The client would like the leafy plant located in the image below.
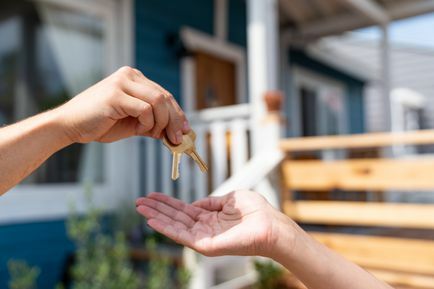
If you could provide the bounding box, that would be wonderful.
[66,188,140,289]
[145,238,191,289]
[66,186,190,289]
[8,260,40,289]
[254,259,284,289]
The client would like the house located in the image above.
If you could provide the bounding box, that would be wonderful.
[320,34,434,133]
[1,0,434,288]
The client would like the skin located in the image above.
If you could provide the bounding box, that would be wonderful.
[136,191,394,289]
[0,67,392,288]
[0,66,190,195]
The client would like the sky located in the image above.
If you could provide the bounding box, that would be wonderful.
[355,12,434,48]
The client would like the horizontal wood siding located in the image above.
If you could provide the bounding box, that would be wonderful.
[135,0,247,105]
[289,49,366,134]
[0,220,74,289]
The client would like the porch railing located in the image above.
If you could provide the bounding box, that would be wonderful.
[280,129,434,288]
[140,103,253,202]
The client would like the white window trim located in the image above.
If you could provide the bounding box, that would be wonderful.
[0,0,136,225]
[391,88,425,133]
[180,27,247,112]
[290,66,348,137]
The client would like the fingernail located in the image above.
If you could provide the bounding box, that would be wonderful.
[176,131,183,144]
[183,121,190,132]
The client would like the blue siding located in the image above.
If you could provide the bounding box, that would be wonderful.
[0,2,249,288]
[289,49,366,134]
[135,0,247,106]
[228,0,247,47]
[0,219,74,289]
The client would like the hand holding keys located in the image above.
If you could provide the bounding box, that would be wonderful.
[163,130,208,180]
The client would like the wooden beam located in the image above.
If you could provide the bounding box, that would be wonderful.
[310,232,434,275]
[280,129,434,152]
[389,0,434,20]
[290,0,434,38]
[284,201,434,229]
[282,158,434,191]
[340,0,390,24]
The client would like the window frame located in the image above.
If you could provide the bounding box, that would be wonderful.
[0,0,137,225]
[290,66,348,137]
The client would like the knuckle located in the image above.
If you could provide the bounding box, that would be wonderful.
[166,92,174,100]
[151,92,166,106]
[110,75,124,89]
[133,68,144,77]
[118,65,134,76]
[142,103,152,114]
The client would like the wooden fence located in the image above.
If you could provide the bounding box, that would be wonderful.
[280,130,434,289]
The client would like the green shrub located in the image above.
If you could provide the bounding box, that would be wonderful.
[8,260,40,289]
[254,259,284,289]
[66,191,140,289]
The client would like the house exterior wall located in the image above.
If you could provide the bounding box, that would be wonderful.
[0,220,74,289]
[135,0,247,105]
[0,1,247,288]
[289,49,366,134]
[324,36,434,132]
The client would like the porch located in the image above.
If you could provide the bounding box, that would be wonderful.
[139,1,434,288]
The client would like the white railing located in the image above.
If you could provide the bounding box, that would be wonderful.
[141,103,284,289]
[141,104,252,202]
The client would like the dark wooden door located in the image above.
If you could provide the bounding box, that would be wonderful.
[195,52,237,110]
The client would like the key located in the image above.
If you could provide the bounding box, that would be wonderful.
[163,130,208,180]
[184,132,208,173]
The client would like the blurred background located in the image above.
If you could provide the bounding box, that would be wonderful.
[1,0,434,288]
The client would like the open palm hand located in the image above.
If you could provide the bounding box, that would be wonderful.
[136,190,282,257]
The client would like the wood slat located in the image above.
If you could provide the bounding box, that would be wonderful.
[310,232,434,275]
[369,269,434,289]
[282,158,434,191]
[284,201,434,229]
[280,130,434,152]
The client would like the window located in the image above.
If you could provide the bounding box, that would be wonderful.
[293,67,347,137]
[0,0,104,184]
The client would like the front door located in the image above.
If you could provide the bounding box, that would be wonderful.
[195,51,237,109]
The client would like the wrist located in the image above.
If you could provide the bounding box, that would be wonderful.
[44,108,76,147]
[266,212,299,262]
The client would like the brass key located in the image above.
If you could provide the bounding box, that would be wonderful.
[163,130,208,180]
[183,131,208,173]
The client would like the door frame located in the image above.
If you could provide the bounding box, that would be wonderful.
[180,27,247,112]
[0,0,136,224]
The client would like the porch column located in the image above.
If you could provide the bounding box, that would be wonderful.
[247,0,279,153]
[381,24,392,132]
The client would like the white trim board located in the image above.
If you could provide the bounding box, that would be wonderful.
[180,27,247,112]
[214,0,228,41]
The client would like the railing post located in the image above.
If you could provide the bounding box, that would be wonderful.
[254,90,284,208]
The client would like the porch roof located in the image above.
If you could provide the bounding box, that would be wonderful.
[279,0,434,39]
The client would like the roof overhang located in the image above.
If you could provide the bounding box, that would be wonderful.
[280,0,434,40]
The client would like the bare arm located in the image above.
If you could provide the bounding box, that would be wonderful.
[0,110,71,194]
[0,66,190,195]
[272,214,392,289]
[136,191,393,289]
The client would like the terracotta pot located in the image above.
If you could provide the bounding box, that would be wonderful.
[264,90,284,112]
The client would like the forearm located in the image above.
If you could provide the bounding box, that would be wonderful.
[0,109,72,195]
[271,215,393,289]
